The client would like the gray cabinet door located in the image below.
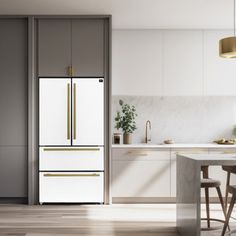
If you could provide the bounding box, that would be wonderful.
[0,19,28,198]
[0,147,27,197]
[0,19,28,146]
[72,19,104,76]
[38,19,71,76]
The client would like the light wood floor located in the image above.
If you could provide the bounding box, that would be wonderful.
[0,204,179,236]
[0,204,235,236]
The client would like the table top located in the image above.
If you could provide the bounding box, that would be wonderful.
[177,153,236,166]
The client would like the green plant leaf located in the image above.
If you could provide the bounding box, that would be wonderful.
[114,100,138,133]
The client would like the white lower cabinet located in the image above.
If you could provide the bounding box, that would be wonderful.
[112,149,171,199]
[112,147,236,203]
[39,172,104,203]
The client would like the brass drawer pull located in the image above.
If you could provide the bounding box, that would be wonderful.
[223,151,236,154]
[43,148,100,151]
[44,173,100,177]
[127,151,148,156]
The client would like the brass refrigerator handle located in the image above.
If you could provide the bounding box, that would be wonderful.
[73,83,76,140]
[43,148,100,151]
[43,173,100,177]
[67,83,71,140]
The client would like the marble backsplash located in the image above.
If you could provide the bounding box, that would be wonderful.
[112,96,236,144]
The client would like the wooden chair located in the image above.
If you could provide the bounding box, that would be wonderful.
[221,165,236,236]
[201,166,227,230]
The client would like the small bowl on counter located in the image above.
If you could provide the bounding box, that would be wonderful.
[163,139,174,144]
[214,138,236,145]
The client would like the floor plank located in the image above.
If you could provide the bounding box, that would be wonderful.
[0,204,179,236]
[1,203,235,236]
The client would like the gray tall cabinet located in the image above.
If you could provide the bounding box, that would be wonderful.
[0,16,111,204]
[0,19,28,202]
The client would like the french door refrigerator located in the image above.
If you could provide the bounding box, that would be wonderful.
[39,78,104,203]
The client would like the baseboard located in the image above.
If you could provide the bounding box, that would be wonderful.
[112,197,224,204]
[112,197,176,203]
[0,197,28,204]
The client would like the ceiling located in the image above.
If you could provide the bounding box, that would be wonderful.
[0,0,234,29]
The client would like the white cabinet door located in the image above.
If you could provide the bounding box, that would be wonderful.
[72,78,104,145]
[112,160,170,197]
[163,30,203,96]
[204,30,236,95]
[112,149,171,198]
[39,78,71,146]
[112,30,163,96]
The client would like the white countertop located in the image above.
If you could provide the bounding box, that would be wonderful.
[112,143,236,149]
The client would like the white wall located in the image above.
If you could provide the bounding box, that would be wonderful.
[112,29,236,96]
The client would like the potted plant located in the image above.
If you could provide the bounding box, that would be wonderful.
[114,99,138,144]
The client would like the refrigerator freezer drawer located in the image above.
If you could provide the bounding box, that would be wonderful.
[39,147,104,171]
[39,172,104,203]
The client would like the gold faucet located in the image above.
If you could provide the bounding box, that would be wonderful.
[145,120,151,143]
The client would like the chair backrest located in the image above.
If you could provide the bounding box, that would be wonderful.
[201,165,209,179]
[222,165,236,174]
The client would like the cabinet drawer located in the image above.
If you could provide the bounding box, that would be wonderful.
[39,147,104,171]
[112,148,170,161]
[39,172,104,203]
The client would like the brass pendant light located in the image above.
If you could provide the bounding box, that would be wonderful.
[219,0,236,58]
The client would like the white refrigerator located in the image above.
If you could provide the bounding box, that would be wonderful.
[39,78,104,203]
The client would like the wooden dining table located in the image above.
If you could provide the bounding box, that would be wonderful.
[176,153,236,236]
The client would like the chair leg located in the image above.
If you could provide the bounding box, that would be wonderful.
[205,187,210,228]
[225,172,230,212]
[217,187,227,218]
[221,195,236,236]
[216,186,230,231]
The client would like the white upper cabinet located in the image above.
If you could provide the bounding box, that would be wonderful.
[39,79,71,146]
[112,29,236,96]
[163,30,203,96]
[204,30,236,96]
[112,30,163,96]
[72,78,104,146]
